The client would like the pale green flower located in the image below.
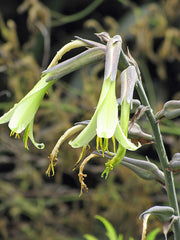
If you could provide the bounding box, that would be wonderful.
[69,76,138,152]
[102,65,140,178]
[70,36,139,155]
[0,75,55,149]
[0,39,92,149]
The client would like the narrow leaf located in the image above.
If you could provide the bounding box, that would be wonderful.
[146,228,160,240]
[83,234,98,240]
[95,215,117,240]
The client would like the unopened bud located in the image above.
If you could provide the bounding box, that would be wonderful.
[156,100,180,120]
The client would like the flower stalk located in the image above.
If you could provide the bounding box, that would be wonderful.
[136,79,180,239]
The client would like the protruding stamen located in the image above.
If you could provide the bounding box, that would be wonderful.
[103,138,108,151]
[100,138,104,156]
[23,127,30,150]
[112,136,116,153]
[10,131,20,140]
[15,133,20,139]
[104,138,113,156]
[10,131,15,137]
[73,145,88,171]
[96,136,100,152]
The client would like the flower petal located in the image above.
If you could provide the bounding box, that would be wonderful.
[70,75,115,148]
[8,90,46,133]
[28,120,45,149]
[0,104,17,124]
[23,119,44,149]
[9,73,54,133]
[104,35,122,81]
[97,80,118,138]
[119,66,138,105]
[114,123,140,150]
[69,115,97,148]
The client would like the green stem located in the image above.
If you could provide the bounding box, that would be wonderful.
[51,0,104,27]
[139,58,156,109]
[136,80,180,239]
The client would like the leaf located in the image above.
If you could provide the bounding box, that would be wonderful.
[95,215,117,240]
[146,228,160,240]
[83,234,99,240]
[117,234,123,240]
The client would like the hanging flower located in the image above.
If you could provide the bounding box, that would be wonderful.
[102,64,140,178]
[69,36,140,157]
[0,75,55,149]
[0,39,92,149]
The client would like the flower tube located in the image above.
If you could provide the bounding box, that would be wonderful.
[70,36,140,158]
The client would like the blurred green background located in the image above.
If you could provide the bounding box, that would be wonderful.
[0,0,180,239]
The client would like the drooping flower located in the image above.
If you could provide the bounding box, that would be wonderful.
[102,64,140,177]
[0,39,92,149]
[0,74,55,149]
[69,36,140,157]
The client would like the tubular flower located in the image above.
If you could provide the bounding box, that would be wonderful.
[69,36,140,157]
[0,74,55,149]
[0,39,91,149]
[102,65,140,177]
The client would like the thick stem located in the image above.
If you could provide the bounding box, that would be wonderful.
[136,80,180,239]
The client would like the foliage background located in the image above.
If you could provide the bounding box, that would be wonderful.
[0,0,180,239]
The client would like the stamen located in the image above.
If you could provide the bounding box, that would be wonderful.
[96,136,100,152]
[101,138,109,157]
[15,133,20,139]
[97,137,116,157]
[100,138,103,156]
[101,159,114,179]
[112,136,116,153]
[104,138,108,151]
[104,138,114,156]
[23,127,30,150]
[10,131,15,137]
[73,145,88,171]
[10,131,21,140]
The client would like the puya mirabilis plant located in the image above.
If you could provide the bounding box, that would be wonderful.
[0,32,180,239]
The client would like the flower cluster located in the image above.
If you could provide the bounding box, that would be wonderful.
[0,33,141,184]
